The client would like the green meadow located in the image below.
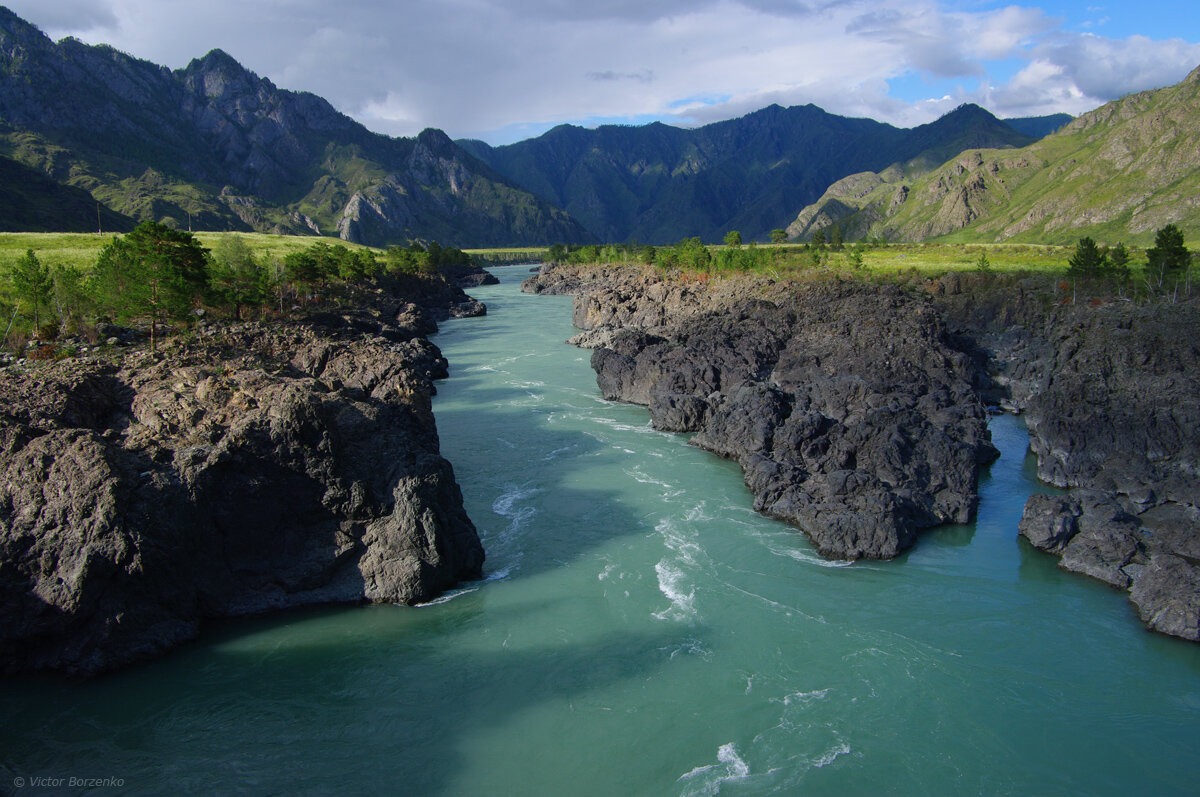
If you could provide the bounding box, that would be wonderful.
[0,232,1129,286]
[0,231,381,273]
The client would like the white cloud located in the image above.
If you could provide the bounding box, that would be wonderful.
[5,0,1199,143]
[1033,33,1200,99]
[4,0,118,30]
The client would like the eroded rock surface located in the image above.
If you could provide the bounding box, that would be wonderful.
[530,264,1200,642]
[527,265,997,560]
[0,283,484,675]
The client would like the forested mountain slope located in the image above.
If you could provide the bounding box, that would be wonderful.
[461,103,1036,243]
[0,8,591,247]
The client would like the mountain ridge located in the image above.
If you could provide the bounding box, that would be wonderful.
[0,7,593,247]
[786,65,1200,245]
[460,101,1037,243]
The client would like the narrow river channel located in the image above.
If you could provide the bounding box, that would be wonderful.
[1,264,1197,796]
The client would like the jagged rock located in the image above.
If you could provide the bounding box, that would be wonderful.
[0,280,485,676]
[533,265,996,560]
[1130,555,1200,641]
[950,276,1200,642]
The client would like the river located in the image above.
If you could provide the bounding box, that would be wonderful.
[1,264,1198,795]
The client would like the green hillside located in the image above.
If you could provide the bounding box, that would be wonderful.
[789,65,1200,246]
[0,154,135,233]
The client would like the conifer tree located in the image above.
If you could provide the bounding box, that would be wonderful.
[1146,224,1190,286]
[9,249,51,332]
[1067,237,1108,281]
[92,221,210,350]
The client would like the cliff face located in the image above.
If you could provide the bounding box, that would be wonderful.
[531,265,1200,642]
[925,272,1200,641]
[527,265,997,559]
[0,282,485,675]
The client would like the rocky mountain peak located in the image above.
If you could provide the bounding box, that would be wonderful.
[415,127,458,157]
[180,48,268,102]
[0,7,55,68]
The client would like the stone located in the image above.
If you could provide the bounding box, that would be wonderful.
[0,276,486,676]
[531,265,996,560]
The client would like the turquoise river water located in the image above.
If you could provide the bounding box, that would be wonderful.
[2,265,1199,796]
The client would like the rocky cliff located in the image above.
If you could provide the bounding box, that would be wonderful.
[529,265,1200,642]
[527,265,997,559]
[0,277,485,675]
[926,272,1199,641]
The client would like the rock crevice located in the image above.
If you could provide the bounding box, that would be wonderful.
[528,265,1200,642]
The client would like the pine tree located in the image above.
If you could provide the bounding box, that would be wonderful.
[1067,237,1108,281]
[1106,242,1131,286]
[210,235,265,320]
[9,249,52,333]
[1146,224,1190,286]
[91,221,210,351]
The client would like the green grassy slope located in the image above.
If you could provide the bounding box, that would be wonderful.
[790,66,1200,247]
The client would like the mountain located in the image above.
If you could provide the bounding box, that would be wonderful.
[459,103,1036,243]
[0,8,592,247]
[1001,113,1073,139]
[0,153,134,233]
[788,67,1200,245]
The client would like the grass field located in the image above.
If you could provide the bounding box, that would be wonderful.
[846,242,1077,275]
[0,231,384,274]
[0,231,1144,283]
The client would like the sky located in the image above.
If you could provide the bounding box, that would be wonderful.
[7,0,1200,145]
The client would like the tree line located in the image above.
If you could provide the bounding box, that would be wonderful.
[544,223,1194,289]
[544,233,796,274]
[1067,224,1192,298]
[4,221,473,353]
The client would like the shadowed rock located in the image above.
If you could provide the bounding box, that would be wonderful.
[0,282,484,676]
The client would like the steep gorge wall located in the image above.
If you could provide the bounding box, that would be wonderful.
[0,280,486,675]
[528,265,1200,642]
[933,275,1200,641]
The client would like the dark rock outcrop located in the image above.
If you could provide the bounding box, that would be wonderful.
[0,281,485,676]
[527,265,997,559]
[933,271,1199,641]
[437,261,500,289]
[530,264,1200,642]
[1006,297,1200,641]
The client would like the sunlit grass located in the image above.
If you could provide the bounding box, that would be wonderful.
[0,231,377,275]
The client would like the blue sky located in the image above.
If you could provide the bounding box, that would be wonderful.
[8,1,1200,144]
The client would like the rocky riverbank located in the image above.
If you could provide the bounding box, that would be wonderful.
[935,276,1200,642]
[526,264,1200,642]
[527,264,998,560]
[0,275,486,675]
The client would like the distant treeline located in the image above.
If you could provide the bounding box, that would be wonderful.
[545,225,1195,300]
[544,236,794,273]
[3,221,474,353]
